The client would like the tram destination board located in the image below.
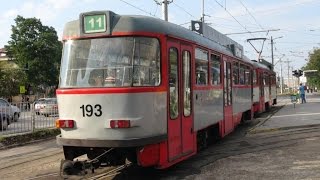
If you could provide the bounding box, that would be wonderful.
[83,14,106,33]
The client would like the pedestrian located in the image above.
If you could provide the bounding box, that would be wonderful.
[26,96,30,110]
[299,83,306,103]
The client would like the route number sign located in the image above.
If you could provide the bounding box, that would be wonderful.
[84,14,106,33]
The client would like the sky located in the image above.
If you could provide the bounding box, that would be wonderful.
[0,0,320,75]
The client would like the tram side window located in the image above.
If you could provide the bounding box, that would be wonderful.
[239,64,245,85]
[195,48,208,85]
[265,73,270,86]
[210,54,221,85]
[253,70,257,85]
[169,48,179,119]
[183,51,191,117]
[245,66,251,85]
[233,62,239,85]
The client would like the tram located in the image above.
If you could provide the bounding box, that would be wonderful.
[55,10,276,174]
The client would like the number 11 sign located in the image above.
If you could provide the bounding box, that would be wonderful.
[83,14,106,33]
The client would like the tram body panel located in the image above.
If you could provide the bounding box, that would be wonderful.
[57,92,167,140]
[193,89,223,131]
[232,87,252,114]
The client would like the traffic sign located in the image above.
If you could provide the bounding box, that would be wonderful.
[20,86,26,94]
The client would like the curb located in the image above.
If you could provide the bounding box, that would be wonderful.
[248,123,320,134]
[247,103,287,134]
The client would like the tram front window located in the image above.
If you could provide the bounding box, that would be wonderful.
[59,37,161,88]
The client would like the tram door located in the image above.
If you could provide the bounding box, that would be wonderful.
[259,71,265,112]
[167,41,194,161]
[223,59,233,134]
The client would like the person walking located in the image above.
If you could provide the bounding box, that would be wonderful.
[299,83,306,103]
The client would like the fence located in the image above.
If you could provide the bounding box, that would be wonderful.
[0,102,58,136]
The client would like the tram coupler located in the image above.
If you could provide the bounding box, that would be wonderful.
[60,159,97,177]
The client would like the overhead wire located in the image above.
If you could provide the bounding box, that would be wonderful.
[119,0,158,18]
[172,1,196,18]
[238,0,265,33]
[212,0,255,37]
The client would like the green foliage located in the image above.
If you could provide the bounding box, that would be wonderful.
[5,15,62,89]
[305,48,320,87]
[0,61,27,97]
[0,128,60,147]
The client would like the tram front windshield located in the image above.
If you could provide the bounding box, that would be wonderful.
[59,37,161,88]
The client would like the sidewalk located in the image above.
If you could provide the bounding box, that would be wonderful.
[250,92,320,133]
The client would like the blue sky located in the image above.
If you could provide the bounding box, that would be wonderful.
[0,0,319,74]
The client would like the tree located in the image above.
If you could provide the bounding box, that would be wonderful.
[305,48,320,88]
[0,61,27,98]
[5,15,62,91]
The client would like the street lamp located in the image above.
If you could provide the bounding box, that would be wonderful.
[271,36,283,67]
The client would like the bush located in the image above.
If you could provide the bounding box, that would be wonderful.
[0,128,60,147]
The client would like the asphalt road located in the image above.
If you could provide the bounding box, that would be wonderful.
[1,93,320,180]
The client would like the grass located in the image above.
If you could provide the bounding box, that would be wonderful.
[0,128,60,148]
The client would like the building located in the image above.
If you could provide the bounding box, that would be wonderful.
[0,48,9,61]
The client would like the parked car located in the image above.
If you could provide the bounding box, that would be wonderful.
[0,98,14,125]
[34,98,47,115]
[39,98,58,117]
[11,104,21,122]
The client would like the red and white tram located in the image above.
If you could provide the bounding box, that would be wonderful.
[56,10,276,174]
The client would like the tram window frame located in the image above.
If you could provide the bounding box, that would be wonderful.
[210,54,221,85]
[195,48,209,86]
[233,61,239,85]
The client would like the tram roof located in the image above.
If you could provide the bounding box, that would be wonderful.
[63,11,268,68]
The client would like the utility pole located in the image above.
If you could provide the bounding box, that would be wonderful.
[162,0,168,21]
[271,36,274,67]
[154,0,172,21]
[280,60,283,94]
[271,36,283,68]
[201,0,205,22]
[283,60,291,93]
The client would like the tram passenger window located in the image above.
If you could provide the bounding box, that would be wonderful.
[210,54,221,85]
[169,48,179,119]
[239,64,245,85]
[245,66,251,85]
[233,62,239,85]
[183,51,191,117]
[195,48,208,85]
[253,70,257,85]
